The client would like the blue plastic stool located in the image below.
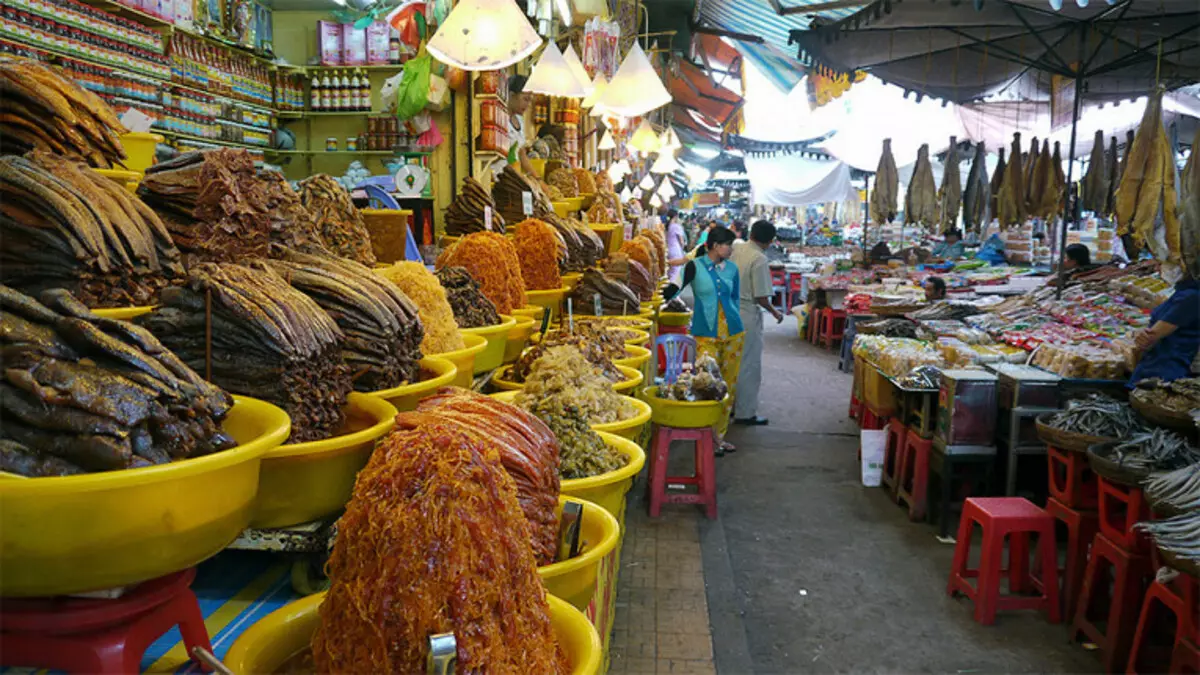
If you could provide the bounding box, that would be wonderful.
[656,333,697,385]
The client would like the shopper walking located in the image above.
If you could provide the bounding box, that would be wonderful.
[731,220,783,426]
[663,225,744,452]
[666,210,687,281]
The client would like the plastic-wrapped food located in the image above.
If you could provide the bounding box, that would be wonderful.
[859,318,920,339]
[514,219,565,291]
[515,346,636,424]
[312,416,563,673]
[852,335,942,377]
[436,232,526,315]
[529,400,628,479]
[896,365,942,390]
[1031,343,1126,380]
[376,262,465,354]
[661,355,727,402]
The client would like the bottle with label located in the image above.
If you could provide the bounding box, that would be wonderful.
[350,70,361,111]
[320,70,333,111]
[310,72,321,110]
[388,27,400,63]
[339,70,350,111]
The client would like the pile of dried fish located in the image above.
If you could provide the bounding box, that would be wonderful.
[297,175,376,266]
[858,317,920,339]
[996,133,1027,228]
[139,263,352,442]
[547,168,578,198]
[569,269,640,315]
[1115,88,1181,267]
[937,138,961,233]
[445,177,505,236]
[265,252,423,392]
[1104,429,1200,473]
[907,300,983,322]
[1,286,234,476]
[1133,512,1200,572]
[661,297,688,313]
[870,138,898,224]
[258,171,328,254]
[904,143,937,228]
[605,253,653,301]
[962,142,990,235]
[544,216,597,272]
[1,152,183,307]
[506,330,623,384]
[1047,395,1145,439]
[1144,463,1200,513]
[436,267,502,328]
[1132,377,1200,415]
[568,218,606,266]
[0,58,126,167]
[1081,130,1110,216]
[493,165,554,225]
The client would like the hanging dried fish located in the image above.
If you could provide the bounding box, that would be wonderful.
[1104,135,1120,217]
[937,137,962,233]
[1024,136,1040,210]
[996,133,1027,228]
[904,144,937,228]
[989,147,1007,222]
[1180,127,1200,278]
[962,142,991,234]
[871,138,899,224]
[1114,88,1181,268]
[1081,130,1109,215]
[1028,142,1057,220]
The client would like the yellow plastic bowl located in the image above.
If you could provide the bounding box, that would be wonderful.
[562,272,583,292]
[526,286,568,322]
[562,196,586,212]
[608,327,649,347]
[529,157,547,178]
[250,393,397,529]
[224,590,601,675]
[553,201,570,218]
[460,314,516,374]
[489,391,651,441]
[90,305,155,320]
[539,496,620,612]
[583,316,653,333]
[614,344,651,372]
[560,431,646,524]
[512,304,546,322]
[429,333,487,388]
[368,356,457,411]
[642,386,730,429]
[0,395,290,597]
[658,311,692,328]
[504,314,537,364]
[491,365,641,394]
[119,131,163,173]
[588,223,619,256]
[93,168,141,193]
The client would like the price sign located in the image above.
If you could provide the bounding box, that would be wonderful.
[483,206,493,231]
[522,191,533,216]
[593,293,602,317]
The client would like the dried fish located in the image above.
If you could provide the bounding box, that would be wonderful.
[871,138,899,224]
[1144,463,1200,512]
[1047,394,1145,439]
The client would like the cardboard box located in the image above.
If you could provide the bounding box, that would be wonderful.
[318,20,342,65]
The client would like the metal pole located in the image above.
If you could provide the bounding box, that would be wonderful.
[863,174,871,268]
[1056,23,1088,299]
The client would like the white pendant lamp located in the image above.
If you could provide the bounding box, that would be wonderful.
[650,151,680,174]
[650,193,663,208]
[607,162,625,183]
[611,159,632,177]
[525,41,588,97]
[620,185,633,201]
[628,120,660,154]
[583,74,608,110]
[427,0,542,72]
[639,173,655,190]
[598,129,616,150]
[595,42,672,117]
[562,44,594,96]
[659,180,676,198]
[659,127,681,151]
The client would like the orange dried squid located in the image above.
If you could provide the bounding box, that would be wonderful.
[313,415,563,674]
[514,218,565,291]
[435,231,526,315]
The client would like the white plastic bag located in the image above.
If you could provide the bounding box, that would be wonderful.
[860,429,886,487]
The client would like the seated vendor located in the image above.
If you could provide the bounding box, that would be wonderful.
[1063,243,1093,272]
[868,241,892,264]
[930,229,965,261]
[1129,272,1200,386]
[924,276,947,302]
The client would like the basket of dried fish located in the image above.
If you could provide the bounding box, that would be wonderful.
[1087,441,1157,488]
[1089,430,1200,489]
[1130,378,1200,435]
[1036,396,1145,453]
[1135,512,1200,577]
[1144,462,1200,518]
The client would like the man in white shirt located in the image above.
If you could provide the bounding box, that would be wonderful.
[731,220,783,426]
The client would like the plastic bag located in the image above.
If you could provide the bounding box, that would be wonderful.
[860,429,886,487]
[394,52,431,121]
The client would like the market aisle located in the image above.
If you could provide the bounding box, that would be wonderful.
[694,319,1099,674]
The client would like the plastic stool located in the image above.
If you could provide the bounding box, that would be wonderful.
[896,429,932,521]
[946,497,1061,626]
[848,394,862,421]
[647,425,717,519]
[818,309,847,350]
[1097,478,1151,552]
[880,419,907,499]
[0,569,211,674]
[1170,638,1200,674]
[1045,497,1100,620]
[1127,571,1199,673]
[859,408,887,431]
[1047,445,1098,509]
[1072,532,1153,673]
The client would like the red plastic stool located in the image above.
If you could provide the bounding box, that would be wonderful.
[0,569,212,674]
[1171,638,1200,674]
[1047,445,1099,509]
[1127,571,1199,673]
[946,497,1061,626]
[818,309,847,350]
[1072,532,1153,673]
[647,424,717,519]
[859,408,887,431]
[896,429,932,521]
[880,419,908,499]
[848,394,862,421]
[1045,497,1100,620]
[1097,478,1151,552]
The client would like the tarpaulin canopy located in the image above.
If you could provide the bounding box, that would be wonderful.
[668,61,744,130]
[745,153,860,206]
[787,0,1200,103]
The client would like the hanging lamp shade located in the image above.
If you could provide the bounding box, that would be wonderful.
[650,193,663,208]
[583,74,608,110]
[620,185,633,201]
[611,159,632,177]
[639,173,656,190]
[659,180,676,198]
[628,120,660,154]
[525,41,588,97]
[659,127,681,151]
[598,129,616,150]
[595,42,672,117]
[650,151,680,174]
[607,162,625,183]
[562,44,594,96]
[427,0,542,72]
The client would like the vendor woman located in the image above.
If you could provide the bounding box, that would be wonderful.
[505,75,536,176]
[662,226,744,454]
[1129,271,1199,385]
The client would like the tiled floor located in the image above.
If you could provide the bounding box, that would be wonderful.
[608,503,714,675]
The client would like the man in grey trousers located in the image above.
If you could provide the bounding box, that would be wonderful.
[731,220,783,426]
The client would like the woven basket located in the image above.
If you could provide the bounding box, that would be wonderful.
[1086,442,1152,488]
[1036,413,1117,453]
[1130,392,1197,435]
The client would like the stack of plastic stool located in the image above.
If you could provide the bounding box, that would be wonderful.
[1127,564,1198,674]
[879,418,907,499]
[818,308,847,350]
[1044,497,1099,620]
[896,429,932,521]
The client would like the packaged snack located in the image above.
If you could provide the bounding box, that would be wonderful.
[318,20,342,65]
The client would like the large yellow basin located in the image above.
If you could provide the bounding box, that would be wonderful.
[608,327,649,347]
[658,311,692,328]
[367,356,457,411]
[249,393,396,529]
[562,272,583,292]
[560,432,646,524]
[224,590,601,675]
[614,345,651,372]
[489,391,651,441]
[539,496,620,613]
[642,386,730,429]
[492,365,642,393]
[460,314,516,374]
[429,333,487,387]
[512,304,546,322]
[119,131,162,173]
[90,305,155,320]
[504,314,537,364]
[94,168,141,193]
[526,286,568,322]
[0,395,290,597]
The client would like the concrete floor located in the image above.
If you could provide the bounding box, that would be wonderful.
[640,318,1102,674]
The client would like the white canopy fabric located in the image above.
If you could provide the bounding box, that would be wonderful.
[745,154,859,206]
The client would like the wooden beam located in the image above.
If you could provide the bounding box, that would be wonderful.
[778,0,869,16]
[691,24,765,44]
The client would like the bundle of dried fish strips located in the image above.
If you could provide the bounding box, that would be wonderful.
[436,266,502,329]
[139,262,352,442]
[297,174,377,266]
[937,138,962,233]
[962,142,991,235]
[871,139,899,224]
[1114,87,1181,269]
[604,253,653,301]
[0,285,235,476]
[0,57,126,168]
[445,176,506,236]
[569,269,640,315]
[265,252,424,391]
[904,144,937,228]
[0,152,183,307]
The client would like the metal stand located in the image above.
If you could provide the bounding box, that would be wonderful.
[227,518,339,595]
[997,406,1061,496]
